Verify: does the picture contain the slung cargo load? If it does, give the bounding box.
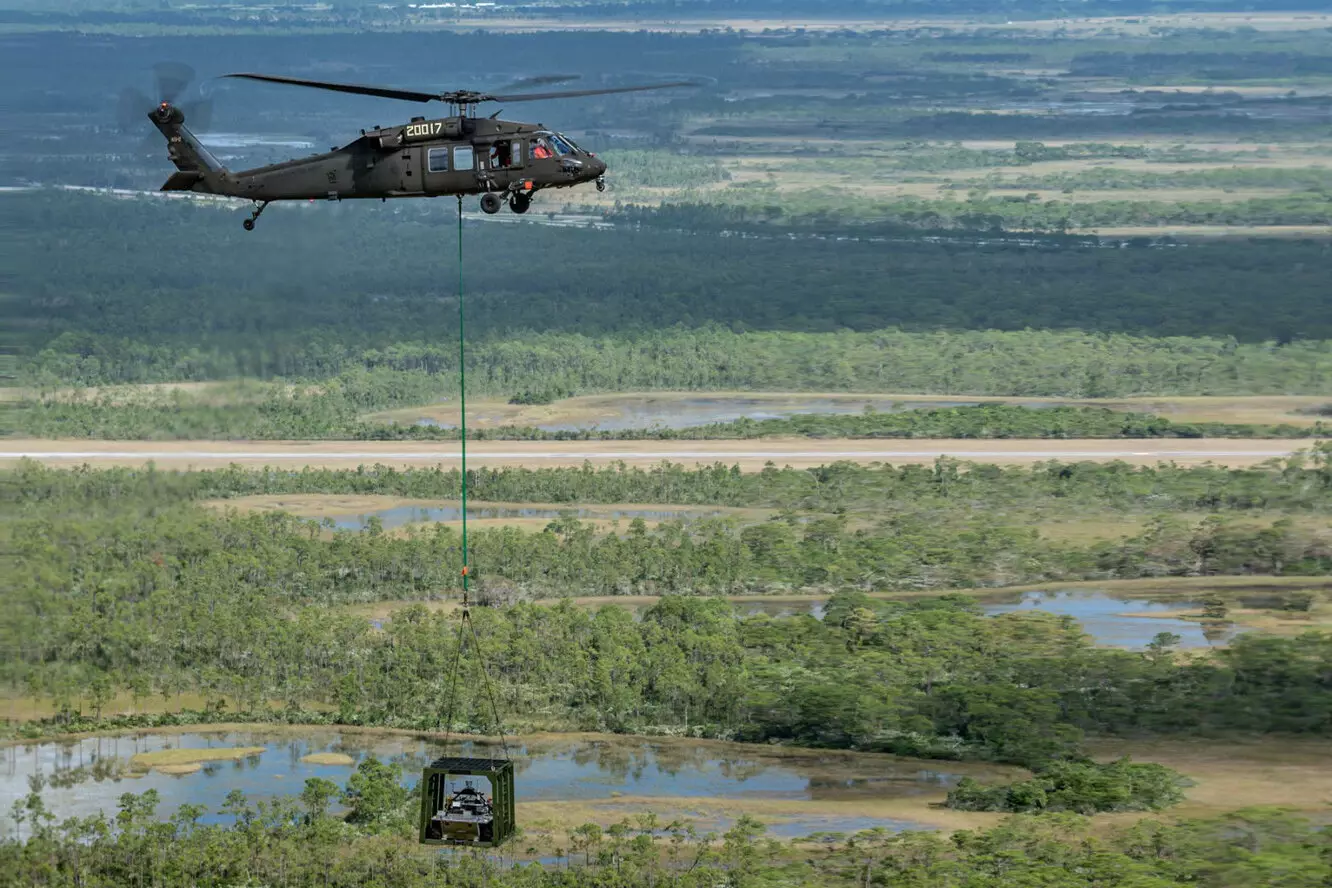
[418,757,516,847]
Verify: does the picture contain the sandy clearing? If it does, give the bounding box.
[1,438,1314,470]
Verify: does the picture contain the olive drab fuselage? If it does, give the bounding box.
[150,103,608,227]
[230,115,606,202]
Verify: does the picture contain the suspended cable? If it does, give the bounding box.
[439,195,509,764]
[458,194,469,598]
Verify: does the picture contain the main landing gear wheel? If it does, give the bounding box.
[243,201,269,231]
[479,192,503,215]
[509,193,531,215]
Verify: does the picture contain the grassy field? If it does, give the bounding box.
[130,746,267,773]
[1086,736,1332,821]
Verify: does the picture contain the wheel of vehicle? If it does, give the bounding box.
[479,192,502,215]
[243,218,255,231]
[509,194,531,215]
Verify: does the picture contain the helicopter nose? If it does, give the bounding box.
[588,154,607,177]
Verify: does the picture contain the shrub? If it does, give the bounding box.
[946,758,1187,814]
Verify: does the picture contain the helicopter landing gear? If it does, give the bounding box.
[243,201,269,231]
[595,177,606,193]
[479,192,503,215]
[508,193,531,215]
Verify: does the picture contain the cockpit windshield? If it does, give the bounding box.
[549,134,577,155]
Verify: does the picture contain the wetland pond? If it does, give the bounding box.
[326,504,723,531]
[414,396,1069,432]
[0,733,1012,837]
[723,589,1235,649]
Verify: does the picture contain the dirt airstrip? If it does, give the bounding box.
[1,438,1315,470]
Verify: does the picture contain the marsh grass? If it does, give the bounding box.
[130,747,266,771]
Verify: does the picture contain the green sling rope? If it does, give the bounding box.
[458,195,469,597]
[441,195,510,762]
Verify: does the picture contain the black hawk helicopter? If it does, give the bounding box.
[146,71,693,230]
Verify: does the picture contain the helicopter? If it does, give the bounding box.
[146,71,694,230]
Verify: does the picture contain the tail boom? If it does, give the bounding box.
[150,103,230,194]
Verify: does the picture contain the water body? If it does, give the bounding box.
[0,732,992,836]
[983,590,1236,649]
[328,504,718,530]
[418,396,1072,432]
[658,590,1229,648]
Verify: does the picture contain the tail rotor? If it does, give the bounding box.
[116,62,214,151]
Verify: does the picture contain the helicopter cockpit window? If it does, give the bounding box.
[530,136,555,160]
[549,134,576,155]
[428,147,449,174]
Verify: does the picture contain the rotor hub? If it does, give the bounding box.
[153,101,185,125]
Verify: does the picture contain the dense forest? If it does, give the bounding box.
[19,327,1332,394]
[6,799,1332,888]
[8,192,1332,386]
[6,454,1332,760]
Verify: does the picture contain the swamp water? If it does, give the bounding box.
[983,589,1238,649]
[327,504,721,531]
[642,590,1234,649]
[0,733,1003,837]
[415,396,1071,432]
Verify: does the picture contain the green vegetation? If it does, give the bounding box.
[7,453,1332,765]
[18,325,1332,398]
[6,790,1332,888]
[507,388,573,407]
[947,758,1188,814]
[11,193,1332,386]
[15,395,1327,440]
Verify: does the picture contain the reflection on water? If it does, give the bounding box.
[415,396,1071,432]
[328,504,719,530]
[0,733,998,836]
[984,590,1239,649]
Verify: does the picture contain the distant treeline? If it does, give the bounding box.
[19,327,1332,396]
[15,447,1332,518]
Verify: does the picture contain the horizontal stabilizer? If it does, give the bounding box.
[161,171,203,192]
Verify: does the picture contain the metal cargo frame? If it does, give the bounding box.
[418,756,515,847]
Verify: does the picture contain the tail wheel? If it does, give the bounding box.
[509,194,531,215]
[242,219,255,231]
[479,193,502,215]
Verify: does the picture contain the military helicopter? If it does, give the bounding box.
[146,70,694,230]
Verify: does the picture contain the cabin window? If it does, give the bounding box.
[511,142,522,166]
[488,140,514,169]
[453,145,474,170]
[428,147,449,173]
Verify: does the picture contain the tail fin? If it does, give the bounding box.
[150,103,229,194]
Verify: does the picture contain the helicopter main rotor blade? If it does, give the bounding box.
[223,72,441,103]
[489,81,698,103]
[498,74,581,92]
[225,72,698,105]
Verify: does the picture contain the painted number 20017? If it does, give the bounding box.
[405,121,444,138]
